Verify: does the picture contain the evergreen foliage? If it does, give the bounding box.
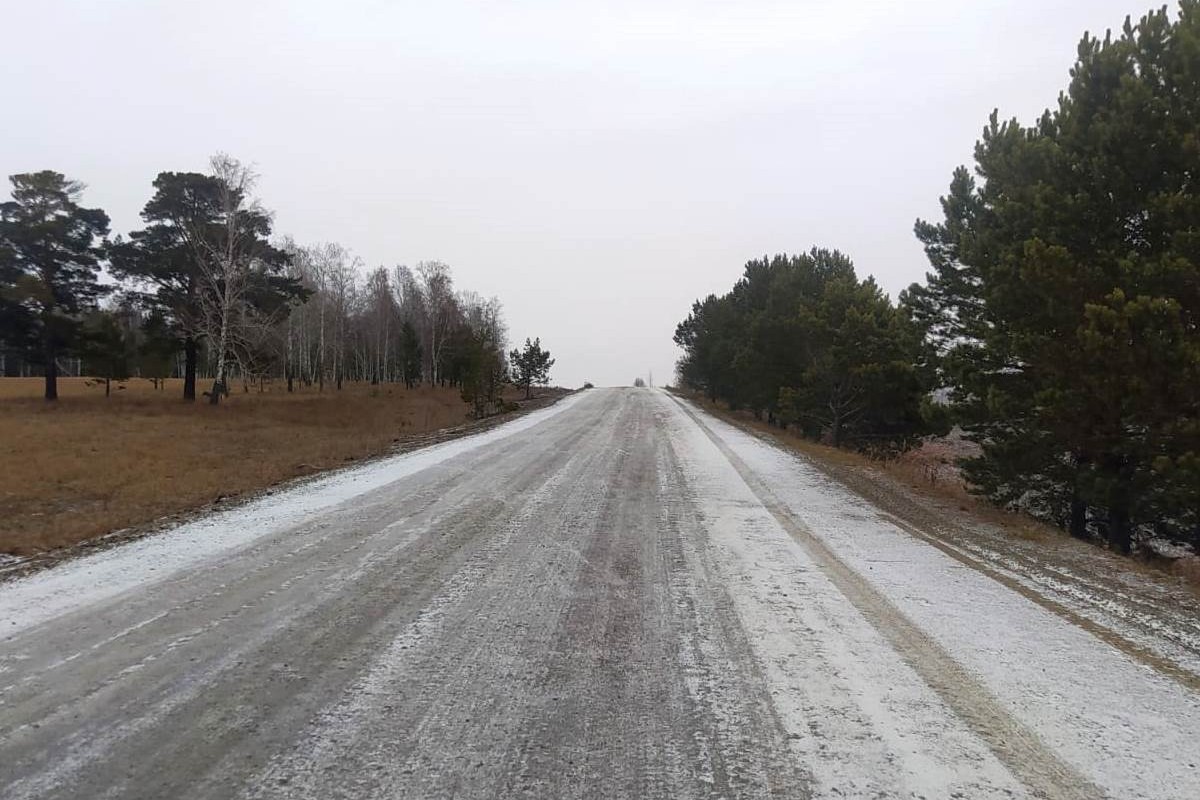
[0,172,110,399]
[460,328,509,418]
[907,2,1200,552]
[675,250,937,452]
[509,337,555,399]
[80,309,133,397]
[109,170,304,402]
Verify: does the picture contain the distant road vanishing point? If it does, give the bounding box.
[2,388,1198,799]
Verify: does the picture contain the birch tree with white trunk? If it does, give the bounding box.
[189,153,293,404]
[416,260,455,385]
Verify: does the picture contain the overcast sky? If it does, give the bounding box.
[3,0,1149,387]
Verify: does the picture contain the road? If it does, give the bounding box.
[2,388,1198,799]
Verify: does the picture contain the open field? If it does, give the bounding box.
[0,377,553,556]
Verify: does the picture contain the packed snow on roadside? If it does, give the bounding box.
[659,394,1030,799]
[0,394,583,636]
[679,397,1200,800]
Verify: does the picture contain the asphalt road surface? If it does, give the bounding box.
[2,388,1198,799]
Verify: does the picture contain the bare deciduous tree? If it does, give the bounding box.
[416,260,454,385]
[192,155,259,403]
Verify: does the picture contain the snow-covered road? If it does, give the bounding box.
[1,388,1197,799]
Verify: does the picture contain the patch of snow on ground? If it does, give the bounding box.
[1147,538,1195,559]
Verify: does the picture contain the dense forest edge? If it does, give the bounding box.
[674,2,1200,558]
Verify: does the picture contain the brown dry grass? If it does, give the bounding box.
[0,377,491,556]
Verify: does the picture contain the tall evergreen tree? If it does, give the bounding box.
[910,2,1200,552]
[0,172,110,400]
[111,164,303,404]
[109,172,223,401]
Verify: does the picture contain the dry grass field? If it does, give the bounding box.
[0,377,504,556]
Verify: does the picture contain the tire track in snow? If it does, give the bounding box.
[872,510,1200,693]
[668,394,1104,800]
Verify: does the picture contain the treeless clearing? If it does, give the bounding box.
[0,377,533,556]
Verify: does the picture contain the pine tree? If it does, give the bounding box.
[108,171,222,401]
[111,164,303,404]
[138,309,179,389]
[675,250,935,450]
[509,337,555,400]
[461,329,508,417]
[0,172,110,400]
[81,309,133,397]
[912,2,1200,552]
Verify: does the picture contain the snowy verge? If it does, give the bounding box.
[657,392,1030,799]
[674,394,1200,800]
[0,393,584,636]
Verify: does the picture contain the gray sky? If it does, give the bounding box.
[4,0,1147,387]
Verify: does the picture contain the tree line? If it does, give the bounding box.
[0,154,556,414]
[676,2,1199,555]
[675,249,936,453]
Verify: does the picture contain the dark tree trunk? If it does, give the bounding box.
[287,368,294,393]
[1068,493,1089,540]
[43,334,58,401]
[105,377,111,398]
[183,337,197,402]
[525,383,531,400]
[1102,455,1133,555]
[1107,506,1132,555]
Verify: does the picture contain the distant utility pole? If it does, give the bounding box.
[649,370,653,388]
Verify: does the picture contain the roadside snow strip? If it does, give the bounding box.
[670,393,1200,800]
[0,394,583,636]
